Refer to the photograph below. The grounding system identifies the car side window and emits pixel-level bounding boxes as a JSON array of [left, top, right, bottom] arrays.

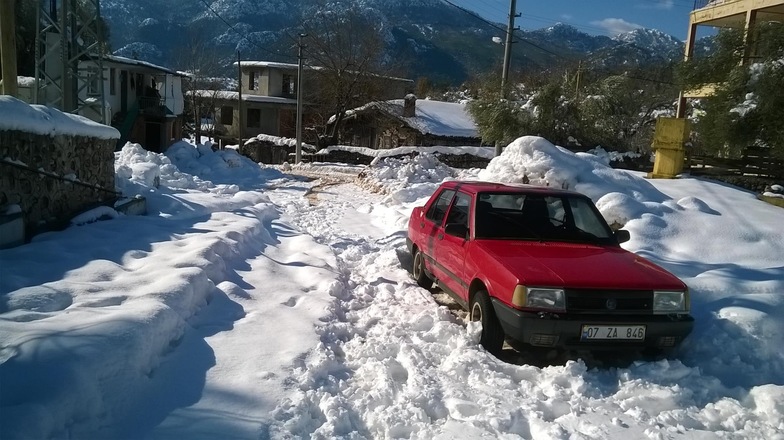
[[546, 197, 566, 226], [445, 192, 471, 228], [426, 190, 455, 225], [569, 197, 612, 238]]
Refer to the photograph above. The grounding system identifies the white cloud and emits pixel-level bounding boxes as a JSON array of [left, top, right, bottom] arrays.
[[640, 0, 675, 9], [590, 18, 644, 35], [561, 14, 573, 20]]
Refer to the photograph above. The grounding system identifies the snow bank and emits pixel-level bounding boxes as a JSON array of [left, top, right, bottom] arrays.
[[478, 136, 666, 204], [0, 140, 281, 438], [0, 96, 119, 140], [359, 153, 456, 203], [317, 144, 494, 159]]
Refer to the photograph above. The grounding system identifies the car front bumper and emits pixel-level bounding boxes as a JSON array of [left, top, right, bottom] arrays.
[[491, 298, 694, 350]]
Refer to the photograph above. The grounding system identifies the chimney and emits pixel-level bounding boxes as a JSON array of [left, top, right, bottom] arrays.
[[403, 94, 416, 117]]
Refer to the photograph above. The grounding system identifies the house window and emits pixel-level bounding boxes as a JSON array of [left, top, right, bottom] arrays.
[[109, 68, 116, 95], [247, 108, 261, 128], [282, 74, 295, 95], [87, 69, 101, 96], [220, 106, 234, 125], [249, 71, 257, 91]]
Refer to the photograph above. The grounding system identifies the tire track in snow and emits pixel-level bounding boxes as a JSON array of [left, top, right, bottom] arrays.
[[264, 182, 585, 439]]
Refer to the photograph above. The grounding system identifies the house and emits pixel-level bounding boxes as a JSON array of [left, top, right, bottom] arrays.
[[336, 95, 482, 149], [677, 0, 784, 116], [206, 61, 412, 141], [88, 55, 186, 152], [651, 0, 784, 178], [19, 55, 186, 152]]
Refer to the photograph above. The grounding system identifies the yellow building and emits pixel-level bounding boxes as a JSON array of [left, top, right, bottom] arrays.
[[650, 0, 784, 179], [677, 0, 784, 117]]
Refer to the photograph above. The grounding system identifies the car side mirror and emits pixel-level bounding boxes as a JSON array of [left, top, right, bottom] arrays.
[[615, 229, 631, 244], [444, 223, 469, 239]]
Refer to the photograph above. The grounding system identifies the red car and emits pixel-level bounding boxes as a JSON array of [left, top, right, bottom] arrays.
[[406, 181, 693, 354]]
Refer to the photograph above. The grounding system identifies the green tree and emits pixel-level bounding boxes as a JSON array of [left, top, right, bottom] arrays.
[[466, 77, 533, 145], [579, 72, 675, 152]]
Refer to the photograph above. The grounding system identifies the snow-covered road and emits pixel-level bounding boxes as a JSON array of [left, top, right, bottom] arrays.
[[2, 139, 782, 439]]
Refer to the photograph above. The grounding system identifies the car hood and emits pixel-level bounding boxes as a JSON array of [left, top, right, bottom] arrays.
[[474, 240, 686, 290]]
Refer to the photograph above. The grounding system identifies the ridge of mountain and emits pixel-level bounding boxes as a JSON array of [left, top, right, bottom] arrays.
[[101, 0, 689, 85]]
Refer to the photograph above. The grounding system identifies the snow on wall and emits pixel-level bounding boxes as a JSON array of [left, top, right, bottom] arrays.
[[0, 96, 119, 140]]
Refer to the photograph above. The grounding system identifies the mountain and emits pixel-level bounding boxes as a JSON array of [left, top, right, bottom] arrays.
[[613, 28, 684, 60], [100, 0, 685, 85]]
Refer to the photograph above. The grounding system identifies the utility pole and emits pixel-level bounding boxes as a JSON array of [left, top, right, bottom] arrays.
[[496, 0, 519, 157], [295, 34, 307, 164], [0, 0, 19, 96], [237, 51, 243, 148], [500, 0, 518, 92]]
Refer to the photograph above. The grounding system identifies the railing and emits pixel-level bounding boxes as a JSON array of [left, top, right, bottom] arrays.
[[138, 96, 165, 110], [693, 0, 742, 10], [137, 96, 168, 117]]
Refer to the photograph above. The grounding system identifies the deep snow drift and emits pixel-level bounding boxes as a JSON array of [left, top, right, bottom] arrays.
[[1, 136, 782, 439]]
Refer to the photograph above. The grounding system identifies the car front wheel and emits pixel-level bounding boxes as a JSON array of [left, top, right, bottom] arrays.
[[412, 248, 432, 289], [470, 290, 505, 355]]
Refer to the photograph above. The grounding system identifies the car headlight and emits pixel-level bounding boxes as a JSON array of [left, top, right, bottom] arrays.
[[513, 286, 565, 311], [653, 290, 689, 314]]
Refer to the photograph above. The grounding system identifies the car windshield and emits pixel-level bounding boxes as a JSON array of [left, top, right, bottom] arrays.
[[474, 192, 614, 243]]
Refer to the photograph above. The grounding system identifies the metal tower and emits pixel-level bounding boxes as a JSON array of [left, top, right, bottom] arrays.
[[34, 0, 107, 124]]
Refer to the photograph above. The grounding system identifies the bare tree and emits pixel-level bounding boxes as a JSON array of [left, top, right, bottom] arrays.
[[298, 0, 406, 146], [174, 28, 227, 143]]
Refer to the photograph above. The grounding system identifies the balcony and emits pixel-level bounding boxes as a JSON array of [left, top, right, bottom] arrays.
[[691, 0, 784, 27], [138, 96, 170, 118]]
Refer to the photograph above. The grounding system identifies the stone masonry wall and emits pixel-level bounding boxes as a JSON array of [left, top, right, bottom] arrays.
[[0, 130, 117, 237]]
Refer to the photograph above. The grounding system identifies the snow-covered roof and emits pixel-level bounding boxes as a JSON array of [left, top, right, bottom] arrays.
[[16, 76, 36, 87], [345, 98, 478, 138], [190, 90, 298, 105], [0, 96, 120, 139], [235, 60, 412, 83], [235, 61, 304, 70], [98, 55, 185, 77]]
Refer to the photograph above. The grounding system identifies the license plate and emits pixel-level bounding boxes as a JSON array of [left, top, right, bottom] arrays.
[[581, 325, 646, 340]]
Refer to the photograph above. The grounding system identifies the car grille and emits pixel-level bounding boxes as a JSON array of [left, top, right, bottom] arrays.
[[565, 289, 653, 314]]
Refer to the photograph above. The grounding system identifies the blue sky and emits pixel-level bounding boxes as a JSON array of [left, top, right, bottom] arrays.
[[449, 0, 695, 40]]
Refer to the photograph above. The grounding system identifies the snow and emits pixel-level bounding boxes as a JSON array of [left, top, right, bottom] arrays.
[[317, 144, 494, 159], [0, 96, 120, 140], [1, 134, 783, 439], [344, 99, 479, 138], [192, 89, 298, 105]]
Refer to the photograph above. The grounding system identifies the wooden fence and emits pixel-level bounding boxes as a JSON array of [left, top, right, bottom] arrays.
[[688, 147, 783, 180]]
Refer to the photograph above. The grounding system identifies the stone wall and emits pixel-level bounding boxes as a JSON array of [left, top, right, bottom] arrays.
[[0, 130, 117, 238]]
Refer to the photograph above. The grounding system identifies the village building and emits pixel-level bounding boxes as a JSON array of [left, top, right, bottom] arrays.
[[202, 61, 413, 141], [17, 55, 186, 152], [336, 94, 482, 149]]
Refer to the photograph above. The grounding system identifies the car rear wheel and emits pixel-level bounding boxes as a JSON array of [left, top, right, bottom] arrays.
[[470, 290, 505, 355], [412, 248, 432, 289]]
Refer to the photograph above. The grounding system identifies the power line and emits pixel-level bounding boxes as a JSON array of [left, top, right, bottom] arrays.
[[440, 0, 569, 60], [439, 0, 678, 86]]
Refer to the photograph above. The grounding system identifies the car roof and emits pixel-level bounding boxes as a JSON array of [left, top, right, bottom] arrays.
[[439, 180, 584, 197]]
